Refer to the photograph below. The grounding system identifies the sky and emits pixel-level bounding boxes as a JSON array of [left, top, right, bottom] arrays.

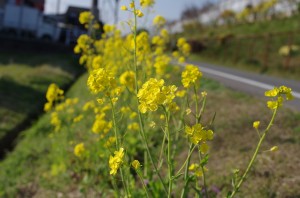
[[45, 0, 208, 24]]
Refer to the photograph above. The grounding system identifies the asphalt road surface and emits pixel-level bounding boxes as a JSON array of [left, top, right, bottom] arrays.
[[188, 61, 300, 111]]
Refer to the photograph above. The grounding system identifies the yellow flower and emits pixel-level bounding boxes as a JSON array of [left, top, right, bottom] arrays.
[[87, 68, 116, 94], [44, 102, 52, 112], [74, 143, 85, 157], [50, 112, 61, 132], [181, 65, 202, 88], [120, 71, 135, 91], [92, 113, 112, 135], [149, 121, 156, 128], [265, 86, 293, 110], [270, 146, 278, 152], [135, 10, 144, 17], [104, 137, 116, 148], [121, 5, 128, 11], [185, 124, 214, 145], [200, 143, 209, 154], [253, 121, 260, 129], [188, 163, 207, 177], [140, 0, 155, 8], [129, 2, 135, 8], [73, 114, 84, 123], [137, 78, 177, 113], [128, 122, 139, 131], [130, 112, 137, 119], [176, 90, 186, 98], [186, 108, 192, 115], [153, 15, 166, 26], [160, 114, 165, 120], [201, 91, 207, 97], [109, 148, 125, 175], [79, 11, 94, 25], [131, 160, 141, 170], [44, 83, 64, 112]]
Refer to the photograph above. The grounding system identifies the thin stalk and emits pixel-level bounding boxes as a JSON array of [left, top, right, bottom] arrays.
[[111, 176, 120, 197], [164, 109, 173, 198], [193, 84, 199, 123], [136, 169, 151, 198], [110, 98, 120, 149], [158, 131, 167, 168], [171, 93, 188, 160], [131, 1, 168, 194], [229, 108, 278, 198], [110, 98, 130, 197], [175, 144, 197, 177], [180, 144, 194, 198], [194, 84, 208, 197], [198, 151, 209, 198], [137, 115, 168, 194]]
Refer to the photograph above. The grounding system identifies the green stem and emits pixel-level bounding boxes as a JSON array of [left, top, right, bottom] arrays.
[[110, 98, 119, 149], [110, 98, 130, 197], [111, 176, 120, 198], [193, 84, 199, 123], [131, 1, 168, 195], [136, 169, 150, 198], [194, 84, 209, 197], [158, 131, 166, 168], [180, 144, 194, 198], [199, 151, 209, 198], [230, 108, 278, 198], [164, 109, 173, 198]]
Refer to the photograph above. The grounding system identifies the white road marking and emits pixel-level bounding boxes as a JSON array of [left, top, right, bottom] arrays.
[[198, 66, 300, 99]]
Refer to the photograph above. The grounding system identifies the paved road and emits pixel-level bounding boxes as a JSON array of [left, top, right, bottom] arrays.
[[188, 61, 300, 111]]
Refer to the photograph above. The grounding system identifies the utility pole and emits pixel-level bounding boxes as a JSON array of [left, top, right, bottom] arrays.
[[89, 0, 99, 35], [114, 0, 119, 24], [91, 0, 99, 21], [54, 0, 61, 42], [18, 0, 24, 38]]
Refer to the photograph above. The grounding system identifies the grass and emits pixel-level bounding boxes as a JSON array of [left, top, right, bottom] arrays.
[[0, 52, 83, 142], [183, 15, 300, 40], [0, 68, 299, 197], [180, 15, 300, 80]]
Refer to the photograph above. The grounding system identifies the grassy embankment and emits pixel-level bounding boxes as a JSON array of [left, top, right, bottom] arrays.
[[0, 52, 83, 153], [0, 65, 299, 197], [182, 15, 300, 80]]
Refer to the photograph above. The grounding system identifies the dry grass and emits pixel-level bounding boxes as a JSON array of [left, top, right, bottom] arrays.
[[191, 83, 300, 197]]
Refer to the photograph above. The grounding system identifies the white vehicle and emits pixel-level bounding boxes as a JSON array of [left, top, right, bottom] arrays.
[[2, 4, 60, 41]]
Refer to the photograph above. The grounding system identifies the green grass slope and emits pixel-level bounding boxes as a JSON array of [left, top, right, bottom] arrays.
[[0, 53, 83, 141], [0, 70, 299, 197]]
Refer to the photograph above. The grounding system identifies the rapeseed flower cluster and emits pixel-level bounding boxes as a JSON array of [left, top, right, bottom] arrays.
[[119, 71, 135, 91], [109, 148, 125, 175], [189, 163, 207, 178], [74, 143, 85, 158], [185, 124, 214, 154], [181, 64, 203, 88], [87, 68, 116, 94], [137, 78, 177, 113], [140, 0, 155, 8], [131, 160, 141, 170], [92, 113, 112, 137], [44, 83, 64, 112], [79, 11, 94, 26], [173, 37, 191, 63], [153, 15, 166, 27], [265, 86, 293, 109]]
